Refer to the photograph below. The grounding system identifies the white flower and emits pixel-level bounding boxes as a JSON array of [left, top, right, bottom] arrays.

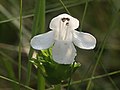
[[30, 14, 96, 64]]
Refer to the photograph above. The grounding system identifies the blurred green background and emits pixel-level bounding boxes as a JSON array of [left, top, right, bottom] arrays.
[[0, 0, 120, 90]]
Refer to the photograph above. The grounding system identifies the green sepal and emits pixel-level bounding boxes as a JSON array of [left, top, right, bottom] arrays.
[[43, 61, 81, 84], [30, 49, 81, 85]]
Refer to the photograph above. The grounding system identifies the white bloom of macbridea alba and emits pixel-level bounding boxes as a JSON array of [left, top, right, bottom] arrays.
[[30, 14, 96, 64]]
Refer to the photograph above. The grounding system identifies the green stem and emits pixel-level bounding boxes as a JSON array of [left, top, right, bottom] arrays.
[[37, 68, 45, 90], [26, 0, 46, 86], [19, 0, 22, 87], [26, 48, 34, 85], [67, 62, 75, 90], [36, 0, 46, 89]]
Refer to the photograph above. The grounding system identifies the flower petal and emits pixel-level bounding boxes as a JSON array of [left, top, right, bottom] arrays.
[[73, 31, 96, 49], [52, 40, 76, 64], [30, 31, 54, 50], [49, 13, 79, 30]]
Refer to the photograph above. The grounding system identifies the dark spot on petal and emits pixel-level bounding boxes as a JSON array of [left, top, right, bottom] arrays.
[[61, 18, 66, 22], [66, 22, 69, 26], [66, 18, 70, 21], [61, 18, 70, 22]]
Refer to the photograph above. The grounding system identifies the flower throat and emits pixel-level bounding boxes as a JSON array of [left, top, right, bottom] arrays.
[[58, 17, 71, 40]]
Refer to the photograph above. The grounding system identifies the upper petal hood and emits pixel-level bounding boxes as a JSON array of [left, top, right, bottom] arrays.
[[30, 31, 54, 50], [49, 13, 79, 30], [73, 31, 96, 49]]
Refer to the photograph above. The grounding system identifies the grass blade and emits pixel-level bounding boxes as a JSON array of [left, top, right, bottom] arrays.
[[80, 0, 89, 31], [0, 75, 35, 90], [2, 55, 18, 90], [26, 0, 45, 89], [18, 0, 22, 88], [62, 70, 120, 87], [59, 0, 70, 14], [100, 62, 119, 90], [86, 10, 120, 90], [0, 0, 94, 24]]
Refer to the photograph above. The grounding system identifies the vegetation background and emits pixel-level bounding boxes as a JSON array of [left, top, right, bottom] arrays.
[[0, 0, 120, 90]]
